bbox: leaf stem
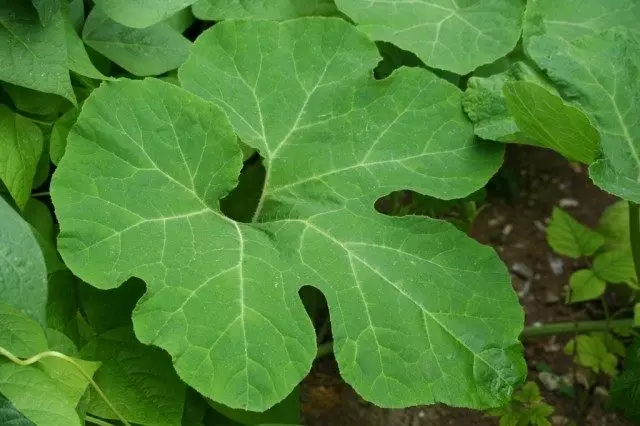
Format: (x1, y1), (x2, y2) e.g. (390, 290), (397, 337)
(629, 201), (640, 286)
(313, 319), (635, 359)
(31, 191), (50, 197)
(85, 415), (116, 426)
(0, 347), (131, 426)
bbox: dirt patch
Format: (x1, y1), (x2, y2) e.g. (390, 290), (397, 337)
(301, 146), (631, 425)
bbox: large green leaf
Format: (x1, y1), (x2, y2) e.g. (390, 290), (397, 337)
(0, 197), (48, 326)
(503, 81), (599, 164)
(82, 7), (191, 76)
(64, 9), (111, 81)
(52, 19), (524, 412)
(0, 303), (47, 358)
(0, 106), (43, 209)
(546, 208), (604, 259)
(31, 0), (60, 26)
(193, 0), (337, 20)
(0, 1), (74, 102)
(94, 0), (198, 28)
(526, 29), (640, 202)
(80, 327), (186, 426)
(335, 0), (524, 74)
(523, 0), (640, 42)
(0, 392), (35, 426)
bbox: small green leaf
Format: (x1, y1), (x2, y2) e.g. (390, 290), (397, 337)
(0, 392), (35, 426)
(335, 0), (525, 74)
(591, 332), (625, 358)
(80, 327), (186, 426)
(94, 0), (198, 28)
(568, 270), (606, 303)
(598, 201), (630, 251)
(0, 197), (48, 326)
(593, 250), (636, 285)
(0, 106), (44, 209)
(82, 7), (191, 76)
(503, 81), (599, 164)
(0, 2), (75, 102)
(193, 0), (337, 20)
(546, 208), (604, 258)
(50, 106), (80, 166)
(564, 334), (618, 375)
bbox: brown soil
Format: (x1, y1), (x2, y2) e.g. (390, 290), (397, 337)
(300, 146), (632, 426)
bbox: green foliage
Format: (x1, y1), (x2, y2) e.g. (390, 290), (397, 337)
(487, 382), (554, 426)
(1, 0), (640, 424)
(609, 338), (640, 421)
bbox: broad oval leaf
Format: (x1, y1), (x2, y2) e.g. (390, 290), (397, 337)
(193, 0), (337, 20)
(53, 19), (524, 412)
(0, 197), (48, 326)
(82, 7), (191, 76)
(335, 0), (525, 74)
(0, 106), (43, 209)
(94, 0), (198, 28)
(0, 2), (74, 102)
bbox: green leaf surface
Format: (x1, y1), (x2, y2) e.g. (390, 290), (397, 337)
(564, 334), (618, 375)
(53, 19), (524, 412)
(81, 327), (186, 426)
(0, 303), (47, 358)
(209, 387), (299, 424)
(193, 0), (337, 20)
(31, 0), (60, 25)
(50, 106), (80, 165)
(94, 0), (198, 28)
(3, 84), (68, 117)
(167, 7), (195, 34)
(609, 337), (640, 421)
(567, 270), (606, 303)
(503, 81), (599, 164)
(335, 0), (524, 74)
(23, 198), (55, 243)
(526, 29), (640, 202)
(64, 10), (111, 81)
(0, 106), (44, 209)
(0, 197), (48, 326)
(0, 392), (35, 426)
(523, 0), (640, 42)
(67, 0), (84, 32)
(0, 2), (74, 102)
(598, 201), (630, 251)
(82, 7), (191, 76)
(546, 208), (604, 258)
(46, 271), (83, 346)
(593, 250), (635, 285)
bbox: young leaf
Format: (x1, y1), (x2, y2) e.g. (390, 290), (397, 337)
(609, 338), (640, 421)
(80, 327), (186, 426)
(82, 7), (191, 77)
(93, 0), (198, 28)
(0, 392), (35, 426)
(546, 208), (604, 258)
(598, 201), (630, 252)
(334, 0), (525, 74)
(0, 106), (44, 209)
(593, 250), (636, 285)
(564, 334), (618, 376)
(567, 270), (606, 303)
(53, 19), (524, 412)
(193, 0), (337, 20)
(503, 81), (599, 164)
(0, 197), (48, 326)
(526, 29), (640, 202)
(0, 2), (75, 102)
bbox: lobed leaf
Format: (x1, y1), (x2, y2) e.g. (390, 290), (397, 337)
(335, 0), (525, 75)
(0, 106), (43, 210)
(53, 19), (524, 412)
(546, 208), (604, 259)
(0, 197), (48, 326)
(82, 7), (191, 77)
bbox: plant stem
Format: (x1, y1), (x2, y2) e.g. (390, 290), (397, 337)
(31, 191), (50, 197)
(629, 202), (640, 286)
(313, 319), (635, 359)
(85, 415), (116, 426)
